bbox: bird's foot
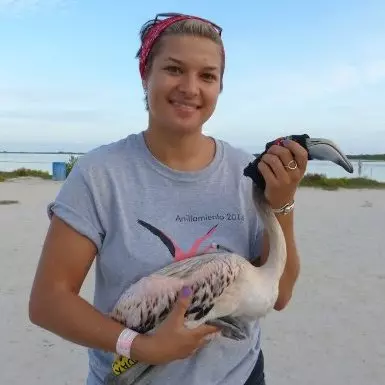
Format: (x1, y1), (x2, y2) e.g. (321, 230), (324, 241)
(205, 317), (248, 341)
(184, 317), (247, 341)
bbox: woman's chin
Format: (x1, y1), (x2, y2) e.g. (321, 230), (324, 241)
(165, 115), (204, 134)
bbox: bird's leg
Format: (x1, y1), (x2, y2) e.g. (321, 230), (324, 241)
(206, 316), (248, 341)
(185, 316), (247, 341)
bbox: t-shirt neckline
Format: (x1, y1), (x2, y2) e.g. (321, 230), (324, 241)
(134, 131), (224, 182)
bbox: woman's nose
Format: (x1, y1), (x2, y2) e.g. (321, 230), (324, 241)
(178, 73), (199, 96)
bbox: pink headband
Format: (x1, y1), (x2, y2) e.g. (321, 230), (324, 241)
(139, 15), (223, 79)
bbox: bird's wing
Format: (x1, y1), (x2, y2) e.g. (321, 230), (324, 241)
(153, 252), (242, 277)
(110, 253), (245, 333)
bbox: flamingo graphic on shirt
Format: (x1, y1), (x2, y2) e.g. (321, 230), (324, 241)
(137, 219), (220, 261)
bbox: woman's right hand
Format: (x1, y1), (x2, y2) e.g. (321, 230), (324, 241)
(130, 287), (220, 365)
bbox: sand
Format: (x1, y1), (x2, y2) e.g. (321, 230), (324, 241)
(0, 177), (384, 385)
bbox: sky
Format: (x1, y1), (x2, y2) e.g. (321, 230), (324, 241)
(1, 0), (385, 154)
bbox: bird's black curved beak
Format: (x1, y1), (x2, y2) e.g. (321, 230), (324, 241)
(306, 137), (354, 173)
(243, 134), (354, 190)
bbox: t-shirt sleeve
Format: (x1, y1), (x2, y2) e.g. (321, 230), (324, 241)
(47, 161), (105, 253)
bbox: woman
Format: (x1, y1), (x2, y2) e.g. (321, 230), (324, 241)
(29, 12), (308, 385)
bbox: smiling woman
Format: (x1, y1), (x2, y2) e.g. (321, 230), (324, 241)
(144, 34), (221, 133)
(137, 14), (226, 172)
(29, 12), (305, 385)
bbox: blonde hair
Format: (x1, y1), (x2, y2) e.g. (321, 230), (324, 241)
(136, 18), (225, 108)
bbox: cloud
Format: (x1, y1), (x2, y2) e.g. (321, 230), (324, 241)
(0, 84), (147, 145)
(0, 108), (109, 123)
(0, 87), (87, 105)
(0, 0), (70, 13)
(298, 60), (385, 96)
(223, 58), (385, 112)
(0, 85), (135, 111)
(0, 0), (63, 7)
(365, 60), (385, 84)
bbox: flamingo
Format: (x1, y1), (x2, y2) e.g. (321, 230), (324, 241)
(104, 135), (354, 385)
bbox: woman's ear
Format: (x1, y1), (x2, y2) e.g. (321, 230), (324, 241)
(142, 78), (149, 110)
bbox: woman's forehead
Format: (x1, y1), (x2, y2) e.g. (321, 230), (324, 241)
(156, 35), (222, 66)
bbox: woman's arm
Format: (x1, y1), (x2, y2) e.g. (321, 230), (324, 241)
(29, 215), (126, 352)
(29, 215), (219, 364)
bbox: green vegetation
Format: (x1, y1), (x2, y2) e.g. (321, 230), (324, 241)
(1, 167), (383, 191)
(300, 173), (385, 190)
(65, 155), (79, 177)
(0, 168), (51, 182)
(347, 154), (385, 161)
(0, 154), (79, 182)
(0, 151), (85, 155)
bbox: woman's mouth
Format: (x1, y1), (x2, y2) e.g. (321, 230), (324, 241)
(169, 100), (201, 112)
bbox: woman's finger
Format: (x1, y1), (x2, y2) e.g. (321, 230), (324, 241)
(261, 153), (291, 184)
(267, 144), (293, 167)
(267, 144), (302, 181)
(257, 159), (278, 187)
(282, 140), (308, 171)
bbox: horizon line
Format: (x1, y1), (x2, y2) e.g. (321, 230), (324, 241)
(1, 150), (385, 158)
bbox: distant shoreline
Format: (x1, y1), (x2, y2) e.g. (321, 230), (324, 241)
(345, 154), (385, 161)
(0, 151), (85, 155)
(254, 154), (385, 161)
(1, 151), (385, 161)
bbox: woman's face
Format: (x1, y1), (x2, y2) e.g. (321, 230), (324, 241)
(144, 35), (223, 135)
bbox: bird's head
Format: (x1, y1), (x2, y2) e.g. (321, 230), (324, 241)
(243, 134), (353, 192)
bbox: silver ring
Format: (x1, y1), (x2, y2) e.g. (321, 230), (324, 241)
(285, 160), (298, 170)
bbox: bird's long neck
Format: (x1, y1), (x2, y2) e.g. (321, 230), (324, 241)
(252, 185), (287, 280)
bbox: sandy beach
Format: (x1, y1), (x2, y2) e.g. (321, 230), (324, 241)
(0, 177), (384, 385)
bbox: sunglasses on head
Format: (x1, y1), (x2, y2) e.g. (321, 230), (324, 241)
(154, 12), (223, 36)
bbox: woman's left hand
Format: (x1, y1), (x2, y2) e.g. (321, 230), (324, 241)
(257, 139), (309, 209)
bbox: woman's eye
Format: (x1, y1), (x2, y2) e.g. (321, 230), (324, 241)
(202, 73), (217, 81)
(165, 65), (182, 74)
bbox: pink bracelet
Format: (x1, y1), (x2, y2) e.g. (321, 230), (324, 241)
(116, 328), (139, 358)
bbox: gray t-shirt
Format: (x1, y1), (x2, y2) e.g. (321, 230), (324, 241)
(48, 132), (265, 385)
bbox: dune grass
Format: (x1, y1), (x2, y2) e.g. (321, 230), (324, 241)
(300, 173), (385, 190)
(0, 168), (51, 182)
(0, 167), (384, 190)
(65, 155), (78, 177)
(0, 155), (79, 182)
